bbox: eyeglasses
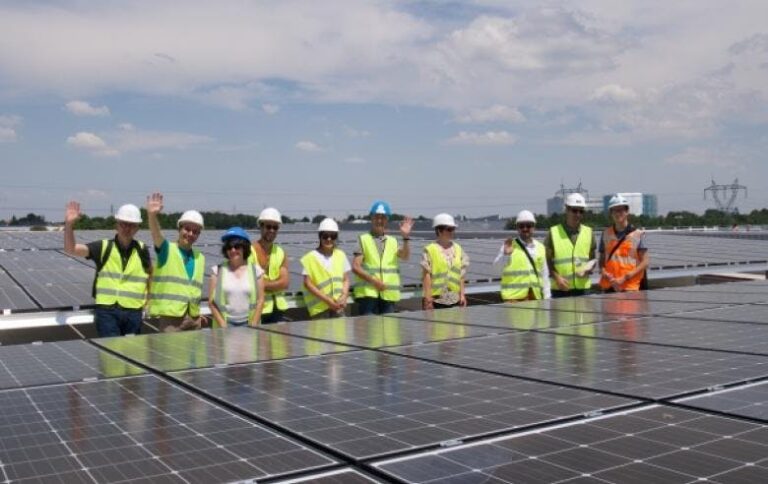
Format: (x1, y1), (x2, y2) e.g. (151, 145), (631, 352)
(517, 223), (535, 229)
(438, 226), (455, 232)
(568, 208), (585, 214)
(262, 224), (280, 231)
(319, 232), (338, 240)
(117, 221), (139, 229)
(224, 242), (246, 251)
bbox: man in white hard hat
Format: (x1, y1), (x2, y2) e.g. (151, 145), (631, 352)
(300, 218), (351, 319)
(64, 200), (152, 337)
(145, 192), (206, 332)
(353, 200), (414, 315)
(421, 213), (469, 309)
(250, 207), (290, 323)
(544, 193), (597, 297)
(599, 194), (649, 292)
(495, 210), (551, 302)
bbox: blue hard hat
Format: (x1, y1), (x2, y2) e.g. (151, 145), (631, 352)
(369, 200), (392, 216)
(221, 226), (251, 243)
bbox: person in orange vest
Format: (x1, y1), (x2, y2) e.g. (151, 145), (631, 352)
(599, 194), (650, 292)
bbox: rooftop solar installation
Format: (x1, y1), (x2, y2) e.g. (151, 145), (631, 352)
(94, 327), (356, 373)
(0, 340), (144, 390)
(374, 405), (768, 483)
(665, 304), (768, 324)
(678, 381), (768, 422)
(174, 350), (638, 460)
(0, 375), (337, 483)
(591, 288), (768, 305)
(275, 468), (383, 483)
(504, 295), (729, 317)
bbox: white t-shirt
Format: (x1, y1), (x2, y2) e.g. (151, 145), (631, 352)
(212, 263), (264, 322)
(301, 250), (351, 275)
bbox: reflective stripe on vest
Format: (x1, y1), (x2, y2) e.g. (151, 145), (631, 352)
(353, 233), (401, 302)
(501, 240), (545, 301)
(549, 224), (592, 290)
(425, 242), (463, 296)
(148, 242), (205, 318)
(94, 240), (148, 309)
(599, 226), (644, 291)
(301, 249), (347, 317)
(212, 263), (260, 325)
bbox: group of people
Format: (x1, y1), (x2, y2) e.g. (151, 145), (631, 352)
(63, 192), (648, 337)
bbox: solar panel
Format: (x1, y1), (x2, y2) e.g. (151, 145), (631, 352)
(661, 304), (768, 324)
(386, 332), (768, 399)
(392, 306), (607, 332)
(0, 340), (144, 390)
(94, 327), (355, 373)
(678, 381), (768, 422)
(374, 405), (768, 483)
(260, 314), (506, 349)
(0, 375), (336, 483)
(551, 316), (768, 355)
(174, 350), (637, 460)
(275, 468), (383, 483)
(503, 296), (729, 317)
(591, 289), (768, 305)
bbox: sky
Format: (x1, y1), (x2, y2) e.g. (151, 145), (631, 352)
(1, 0), (767, 221)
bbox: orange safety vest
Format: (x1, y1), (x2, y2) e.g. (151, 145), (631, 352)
(599, 226), (644, 291)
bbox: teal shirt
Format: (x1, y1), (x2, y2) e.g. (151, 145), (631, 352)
(155, 240), (195, 279)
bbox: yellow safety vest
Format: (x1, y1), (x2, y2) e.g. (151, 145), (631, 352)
(249, 244), (288, 314)
(354, 233), (401, 302)
(148, 242), (205, 317)
(94, 240), (148, 309)
(550, 224), (592, 290)
(301, 249), (347, 317)
(425, 242), (463, 296)
(501, 239), (545, 301)
(212, 263), (260, 326)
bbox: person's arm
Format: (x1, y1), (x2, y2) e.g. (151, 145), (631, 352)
(545, 232), (570, 291)
(63, 201), (89, 257)
(422, 268), (433, 310)
(264, 257), (290, 292)
(458, 251), (468, 307)
(208, 268), (227, 327)
(337, 271), (350, 310)
(250, 275), (265, 327)
(146, 192), (166, 249)
(352, 253), (386, 291)
(540, 251), (552, 299)
(397, 217), (414, 260)
(303, 275), (340, 311)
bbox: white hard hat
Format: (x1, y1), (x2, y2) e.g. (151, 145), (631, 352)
(115, 204), (142, 224)
(317, 218), (339, 232)
(565, 193), (587, 209)
(432, 213), (457, 228)
(177, 210), (204, 228)
(608, 194), (630, 211)
(515, 210), (536, 225)
(258, 207), (282, 224)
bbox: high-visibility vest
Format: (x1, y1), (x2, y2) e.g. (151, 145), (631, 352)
(212, 263), (260, 326)
(353, 233), (401, 302)
(424, 242), (463, 296)
(301, 249), (347, 317)
(599, 226), (645, 291)
(549, 224), (593, 290)
(253, 244), (288, 314)
(94, 240), (148, 309)
(148, 242), (205, 317)
(501, 239), (546, 301)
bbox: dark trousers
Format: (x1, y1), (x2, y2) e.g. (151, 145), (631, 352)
(94, 306), (143, 337)
(356, 297), (396, 315)
(261, 310), (286, 324)
(551, 289), (590, 298)
(433, 302), (458, 309)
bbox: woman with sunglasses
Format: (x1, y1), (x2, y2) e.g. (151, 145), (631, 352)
(209, 227), (265, 327)
(300, 218), (351, 319)
(495, 210), (551, 302)
(421, 213), (469, 310)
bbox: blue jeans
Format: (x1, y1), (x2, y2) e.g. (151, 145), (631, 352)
(356, 297), (396, 315)
(94, 306), (143, 337)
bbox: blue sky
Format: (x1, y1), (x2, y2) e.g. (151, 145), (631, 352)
(1, 0), (767, 221)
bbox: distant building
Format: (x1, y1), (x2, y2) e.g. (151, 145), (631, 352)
(602, 193), (658, 216)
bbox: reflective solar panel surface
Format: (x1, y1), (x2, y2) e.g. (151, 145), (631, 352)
(679, 381), (768, 422)
(505, 295), (728, 317)
(375, 405), (768, 483)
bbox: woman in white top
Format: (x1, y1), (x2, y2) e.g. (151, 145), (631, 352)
(209, 227), (265, 327)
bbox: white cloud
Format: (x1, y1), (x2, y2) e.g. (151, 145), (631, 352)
(446, 130), (517, 146)
(65, 100), (110, 116)
(455, 104), (526, 124)
(296, 140), (323, 152)
(0, 115), (21, 142)
(66, 132), (118, 156)
(262, 103), (280, 115)
(590, 84), (637, 103)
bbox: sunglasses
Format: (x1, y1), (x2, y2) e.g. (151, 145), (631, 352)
(319, 232), (338, 241)
(224, 242), (247, 251)
(262, 224), (280, 231)
(568, 208), (585, 214)
(517, 223), (535, 229)
(438, 226), (455, 232)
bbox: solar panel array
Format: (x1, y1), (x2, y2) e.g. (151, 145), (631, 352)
(2, 280), (768, 481)
(1, 229), (767, 310)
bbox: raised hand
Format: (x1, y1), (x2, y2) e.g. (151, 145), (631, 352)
(399, 216), (414, 238)
(65, 201), (81, 225)
(146, 192), (164, 215)
(503, 238), (515, 255)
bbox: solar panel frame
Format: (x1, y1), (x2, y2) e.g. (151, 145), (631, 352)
(677, 381), (768, 423)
